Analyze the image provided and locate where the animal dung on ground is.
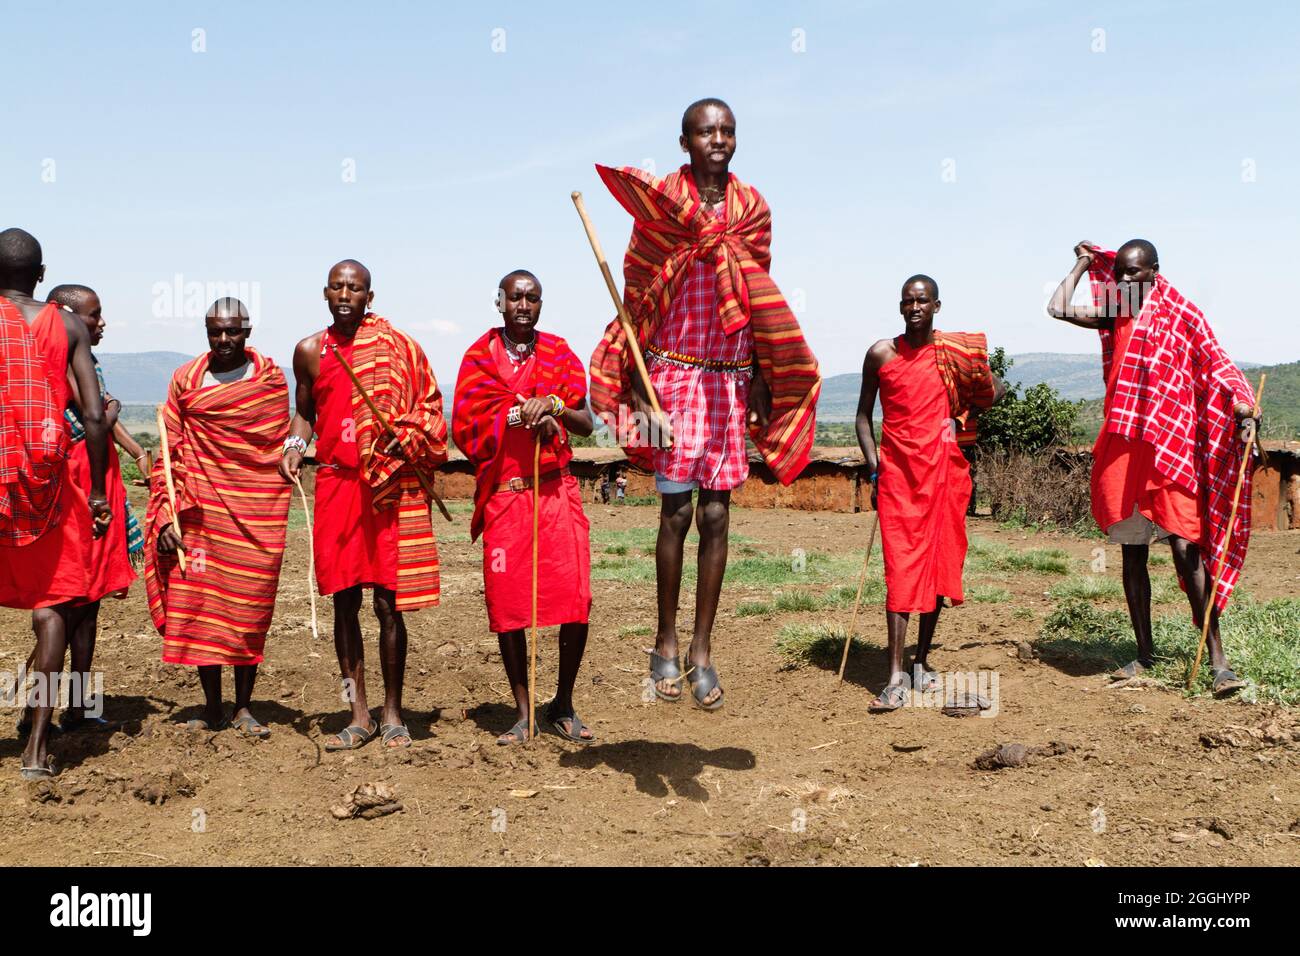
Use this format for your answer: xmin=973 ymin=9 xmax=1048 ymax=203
xmin=331 ymin=782 xmax=404 ymax=820
xmin=973 ymin=741 xmax=1072 ymax=771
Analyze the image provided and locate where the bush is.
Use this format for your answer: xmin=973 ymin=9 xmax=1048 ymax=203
xmin=978 ymin=349 xmax=1083 ymax=453
xmin=976 ymin=447 xmax=1096 ymax=533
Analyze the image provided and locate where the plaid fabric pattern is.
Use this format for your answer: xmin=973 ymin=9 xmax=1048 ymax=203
xmin=649 ymin=256 xmax=753 ymax=489
xmin=588 ymin=164 xmax=820 ymax=484
xmin=1088 ymin=248 xmax=1256 ymax=611
xmin=0 ymin=297 xmax=69 ymax=545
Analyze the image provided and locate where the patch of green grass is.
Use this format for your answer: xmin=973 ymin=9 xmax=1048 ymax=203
xmin=773 ymin=591 xmax=819 ymax=613
xmin=996 ymin=507 xmax=1102 ymax=539
xmin=820 ymin=579 xmax=886 ymax=608
xmin=1149 ymin=553 xmax=1171 ymax=566
xmin=591 ymin=555 xmax=657 ymax=585
xmin=1049 ymin=575 xmax=1124 ymax=602
xmin=735 ymin=601 xmax=773 ymax=618
xmin=967 ymin=584 xmax=1012 ymax=603
xmin=616 ymin=623 xmax=652 ymax=638
xmin=776 ymin=622 xmax=859 ymax=670
xmin=1038 ymin=596 xmax=1300 ymax=704
xmin=1012 ymin=607 xmax=1035 ymax=621
xmin=968 ymin=536 xmax=1070 ymax=575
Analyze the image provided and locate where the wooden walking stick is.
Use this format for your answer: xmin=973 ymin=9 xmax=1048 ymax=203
xmin=529 ymin=435 xmax=541 ymax=740
xmin=155 ymin=405 xmax=187 ymax=574
xmin=328 ymin=343 xmax=452 ymax=522
xmin=1187 ymin=374 xmax=1266 ymax=689
xmin=570 ymin=191 xmax=671 ymax=446
xmin=289 ymin=473 xmax=320 ymax=641
xmin=837 ymin=510 xmax=879 ymax=686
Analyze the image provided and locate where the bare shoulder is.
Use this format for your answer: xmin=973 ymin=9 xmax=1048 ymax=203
xmin=863 ymin=337 xmax=897 ymax=372
xmin=295 ymin=329 xmax=325 ymax=355
xmin=292 ymin=330 xmax=325 ymax=380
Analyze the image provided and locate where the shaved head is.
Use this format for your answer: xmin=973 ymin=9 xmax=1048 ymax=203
xmin=47 ymin=283 xmax=97 ymax=314
xmin=682 ymin=97 xmax=733 ymax=136
xmin=0 ymin=227 xmax=44 ymax=290
xmin=328 ymin=258 xmax=371 ymax=290
xmin=902 ymin=274 xmax=939 ymax=299
xmin=498 ymin=269 xmax=539 ymax=291
xmin=1117 ymin=238 xmax=1158 ymax=268
xmin=206 ymin=297 xmax=250 ymax=322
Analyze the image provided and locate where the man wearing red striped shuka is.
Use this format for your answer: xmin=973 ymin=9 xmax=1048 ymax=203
xmin=453 ymin=270 xmax=595 ymax=744
xmin=145 ymin=298 xmax=291 ymax=737
xmin=590 ymin=99 xmax=821 ymax=710
xmin=1049 ymin=240 xmax=1259 ymax=697
xmin=856 ymin=276 xmax=1003 ymax=713
xmin=281 ymin=260 xmax=448 ymax=751
xmin=0 ymin=228 xmax=113 ymax=780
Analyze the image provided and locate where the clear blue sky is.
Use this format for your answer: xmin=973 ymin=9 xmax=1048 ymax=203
xmin=4 ymin=1 xmax=1296 ymax=392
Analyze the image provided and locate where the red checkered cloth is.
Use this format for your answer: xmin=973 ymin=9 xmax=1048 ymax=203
xmin=1087 ymin=247 xmax=1256 ymax=612
xmin=649 ymin=222 xmax=754 ymax=490
xmin=0 ymin=297 xmax=70 ymax=545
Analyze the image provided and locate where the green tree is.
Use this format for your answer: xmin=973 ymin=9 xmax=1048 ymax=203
xmin=978 ymin=348 xmax=1082 ymax=452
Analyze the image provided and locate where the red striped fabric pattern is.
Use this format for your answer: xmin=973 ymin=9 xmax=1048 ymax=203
xmin=144 ymin=349 xmax=291 ymax=665
xmin=1087 ymin=248 xmax=1256 ymax=612
xmin=0 ymin=298 xmax=70 ymax=545
xmin=932 ymin=331 xmax=997 ymax=447
xmin=588 ymin=164 xmax=820 ymax=484
xmin=345 ymin=314 xmax=448 ymax=612
xmin=452 ymin=329 xmax=587 ymax=541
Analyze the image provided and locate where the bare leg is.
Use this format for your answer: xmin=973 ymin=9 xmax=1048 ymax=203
xmin=196 ymin=665 xmax=224 ymax=725
xmin=232 ymin=664 xmax=259 ymax=723
xmin=687 ymin=490 xmax=730 ymax=707
xmin=64 ymin=601 xmax=99 ymax=724
xmin=912 ymin=598 xmax=943 ymax=686
xmin=22 ymin=604 xmax=72 ymax=772
xmin=328 ymin=586 xmax=371 ymax=740
xmin=653 ymin=491 xmax=694 ymax=698
xmin=497 ymin=629 xmax=531 ymax=726
xmin=373 ymin=586 xmax=407 ymax=744
xmin=1168 ymin=535 xmax=1228 ymax=670
xmin=552 ymin=622 xmax=592 ymax=739
xmin=885 ymin=610 xmax=910 ymax=684
xmin=1120 ymin=544 xmax=1154 ymax=665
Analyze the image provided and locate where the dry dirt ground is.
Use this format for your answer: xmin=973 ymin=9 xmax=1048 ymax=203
xmin=1 ymin=486 xmax=1297 ymax=867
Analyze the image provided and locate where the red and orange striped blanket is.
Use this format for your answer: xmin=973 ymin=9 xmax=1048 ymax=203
xmin=144 ymin=349 xmax=290 ymax=666
xmin=588 ymin=164 xmax=820 ymax=484
xmin=452 ymin=329 xmax=587 ymax=541
xmin=345 ymin=313 xmax=449 ymax=612
xmin=933 ymin=331 xmax=998 ymax=447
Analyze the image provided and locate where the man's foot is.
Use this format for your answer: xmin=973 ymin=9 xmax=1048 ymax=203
xmin=496 ymin=715 xmax=538 ymax=745
xmin=184 ymin=714 xmax=229 ymax=731
xmin=911 ymin=662 xmax=941 ymax=692
xmin=869 ymin=682 xmax=909 ymax=714
xmin=1109 ymin=659 xmax=1152 ymax=682
xmin=380 ymin=723 xmax=412 ymax=749
xmin=59 ymin=712 xmax=113 ymax=734
xmin=1211 ymin=667 xmax=1247 ymax=698
xmin=20 ymin=754 xmax=58 ymax=781
xmin=324 ymin=719 xmax=378 ymax=751
xmin=684 ymin=647 xmax=723 ymax=710
xmin=649 ymin=649 xmax=683 ymax=701
xmin=546 ymin=703 xmax=595 ymax=744
xmin=230 ymin=714 xmax=271 ymax=739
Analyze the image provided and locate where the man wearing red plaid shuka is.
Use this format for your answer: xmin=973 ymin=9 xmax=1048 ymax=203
xmin=589 ymin=99 xmax=821 ymax=711
xmin=1048 ymin=239 xmax=1259 ymax=697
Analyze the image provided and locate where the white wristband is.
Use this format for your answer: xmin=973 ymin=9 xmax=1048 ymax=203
xmin=283 ymin=435 xmax=307 ymax=456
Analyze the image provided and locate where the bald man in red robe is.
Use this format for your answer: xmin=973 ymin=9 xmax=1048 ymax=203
xmin=0 ymin=228 xmax=112 ymax=779
xmin=856 ymin=275 xmax=1003 ymax=713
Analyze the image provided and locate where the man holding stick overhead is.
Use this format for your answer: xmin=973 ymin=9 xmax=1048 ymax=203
xmin=1048 ymin=240 xmax=1258 ymax=697
xmin=0 ymin=228 xmax=111 ymax=779
xmin=588 ymin=98 xmax=821 ymax=710
xmin=453 ymin=270 xmax=595 ymax=744
xmin=855 ymin=275 xmax=1002 ymax=713
xmin=145 ymin=298 xmax=290 ymax=735
xmin=281 ymin=260 xmax=448 ymax=750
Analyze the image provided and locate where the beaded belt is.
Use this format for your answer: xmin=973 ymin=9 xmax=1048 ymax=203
xmin=645 ymin=344 xmax=756 ymax=373
xmin=495 ymin=466 xmax=570 ymax=493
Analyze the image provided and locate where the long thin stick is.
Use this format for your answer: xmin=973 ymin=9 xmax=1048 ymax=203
xmin=1187 ymin=374 xmax=1266 ymax=689
xmin=529 ymin=435 xmax=541 ymax=740
xmin=290 ymin=473 xmax=320 ymax=641
xmin=155 ymin=405 xmax=187 ymax=574
xmin=328 ymin=343 xmax=452 ymax=522
xmin=837 ymin=510 xmax=879 ymax=686
xmin=570 ymin=191 xmax=671 ymax=444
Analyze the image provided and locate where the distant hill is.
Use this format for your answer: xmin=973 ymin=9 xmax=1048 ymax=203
xmin=817 ymin=352 xmax=1266 ymax=423
xmin=97 ymin=352 xmax=194 ymax=402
